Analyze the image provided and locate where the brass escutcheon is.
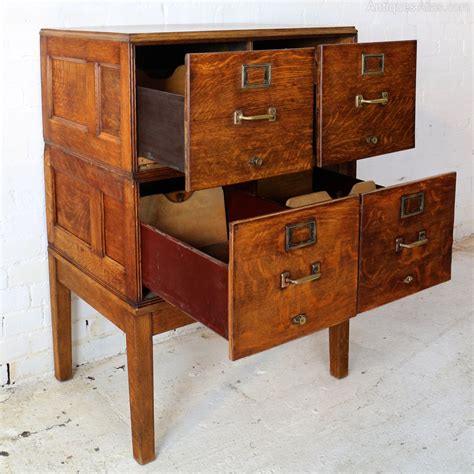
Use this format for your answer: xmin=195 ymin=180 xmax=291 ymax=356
xmin=292 ymin=314 xmax=307 ymax=325
xmin=249 ymin=157 xmax=264 ymax=167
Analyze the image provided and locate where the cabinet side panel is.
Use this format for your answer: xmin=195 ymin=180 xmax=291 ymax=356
xmin=41 ymin=35 xmax=133 ymax=172
xmin=45 ymin=146 xmax=140 ymax=301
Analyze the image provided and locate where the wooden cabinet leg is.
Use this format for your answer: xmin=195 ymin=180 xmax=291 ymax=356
xmin=48 ymin=255 xmax=72 ymax=381
xmin=329 ymin=320 xmax=350 ymax=379
xmin=126 ymin=313 xmax=155 ymax=465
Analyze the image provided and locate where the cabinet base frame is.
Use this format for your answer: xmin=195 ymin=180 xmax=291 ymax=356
xmin=48 ymin=247 xmax=351 ymax=464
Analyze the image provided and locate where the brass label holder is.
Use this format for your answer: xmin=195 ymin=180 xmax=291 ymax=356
xmin=285 ymin=219 xmax=316 ymax=251
xmin=362 ymin=53 xmax=385 ymax=76
xmin=241 ymin=63 xmax=272 ymax=89
xmin=401 ymin=191 xmax=425 ymax=218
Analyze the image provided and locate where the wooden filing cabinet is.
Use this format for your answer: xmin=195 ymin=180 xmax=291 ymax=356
xmin=40 ymin=24 xmax=456 ymax=464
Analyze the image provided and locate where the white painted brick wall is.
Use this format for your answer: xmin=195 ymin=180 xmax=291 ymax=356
xmin=0 ymin=0 xmax=472 ymax=384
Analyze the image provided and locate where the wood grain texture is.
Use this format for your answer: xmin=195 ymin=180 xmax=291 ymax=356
xmin=50 ymin=56 xmax=89 ymax=127
xmin=358 ymin=173 xmax=456 ymax=312
xmin=224 ymin=188 xmax=286 ymax=222
xmin=329 ymin=320 xmax=349 ymax=379
xmin=54 ymin=169 xmax=92 ymax=244
xmin=151 ymin=303 xmax=196 ymax=335
xmin=317 ymin=40 xmax=417 ymax=166
xmin=137 ymin=88 xmax=185 ymax=170
xmin=256 ymin=170 xmax=314 ymax=204
xmin=229 ymin=196 xmax=360 ymax=360
xmin=48 ymin=255 xmax=73 ymax=381
xmin=186 ymin=48 xmax=314 ymax=190
xmin=141 ymin=224 xmax=229 ymax=337
xmin=125 ymin=313 xmax=155 ymax=465
xmin=99 ymin=64 xmax=121 ymax=137
xmin=103 ymin=193 xmax=126 ymax=265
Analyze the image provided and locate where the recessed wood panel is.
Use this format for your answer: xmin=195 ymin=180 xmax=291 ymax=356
xmin=104 ymin=193 xmax=125 ymax=265
xmin=54 ymin=170 xmax=91 ymax=244
xmin=99 ymin=64 xmax=121 ymax=137
xmin=45 ymin=146 xmax=139 ymax=300
xmin=41 ymin=36 xmax=132 ymax=172
xmin=50 ymin=57 xmax=88 ymax=127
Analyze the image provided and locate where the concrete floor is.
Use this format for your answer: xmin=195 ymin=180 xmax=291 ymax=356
xmin=1 ymin=239 xmax=473 ymax=473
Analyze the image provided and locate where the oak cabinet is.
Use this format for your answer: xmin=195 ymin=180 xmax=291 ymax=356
xmin=40 ymin=25 xmax=455 ymax=465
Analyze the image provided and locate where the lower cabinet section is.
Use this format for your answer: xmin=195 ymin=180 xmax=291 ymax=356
xmin=140 ymin=169 xmax=456 ymax=359
xmin=141 ymin=191 xmax=360 ymax=360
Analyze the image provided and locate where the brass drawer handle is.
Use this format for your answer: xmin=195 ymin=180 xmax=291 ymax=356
xmin=355 ymin=91 xmax=388 ymax=108
xmin=234 ymin=107 xmax=276 ymax=125
xmin=280 ymin=262 xmax=321 ymax=289
xmin=395 ymin=231 xmax=428 ymax=253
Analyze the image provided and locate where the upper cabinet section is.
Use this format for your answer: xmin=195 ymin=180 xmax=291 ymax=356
xmin=138 ymin=47 xmax=315 ymax=191
xmin=42 ymin=28 xmax=419 ymax=179
xmin=316 ymin=40 xmax=417 ymax=166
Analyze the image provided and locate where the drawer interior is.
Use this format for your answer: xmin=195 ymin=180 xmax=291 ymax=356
xmin=139 ymin=169 xmax=368 ymax=261
xmin=140 ymin=181 xmax=287 ymax=338
xmin=139 ymin=170 xmax=361 ymax=336
xmin=136 ymin=42 xmax=250 ymax=172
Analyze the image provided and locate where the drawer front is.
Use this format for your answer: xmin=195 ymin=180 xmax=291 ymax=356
xmin=317 ymin=40 xmax=416 ymax=166
xmin=186 ymin=48 xmax=314 ymax=191
xmin=358 ymin=173 xmax=456 ymax=313
xmin=229 ymin=196 xmax=359 ymax=360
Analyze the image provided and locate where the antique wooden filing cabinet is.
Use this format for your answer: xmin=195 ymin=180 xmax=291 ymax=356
xmin=40 ymin=25 xmax=456 ymax=464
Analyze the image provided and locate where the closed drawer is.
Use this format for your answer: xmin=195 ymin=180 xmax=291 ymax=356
xmin=316 ymin=40 xmax=417 ymax=166
xmin=138 ymin=48 xmax=314 ymax=191
xmin=358 ymin=173 xmax=456 ymax=312
xmin=311 ymin=168 xmax=456 ymax=311
xmin=141 ymin=191 xmax=359 ymax=360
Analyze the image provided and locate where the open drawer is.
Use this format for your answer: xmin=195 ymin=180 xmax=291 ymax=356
xmin=312 ymin=169 xmax=456 ymax=312
xmin=316 ymin=40 xmax=417 ymax=166
xmin=137 ymin=48 xmax=314 ymax=192
xmin=141 ymin=190 xmax=359 ymax=360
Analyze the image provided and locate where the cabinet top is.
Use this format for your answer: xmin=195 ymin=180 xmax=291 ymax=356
xmin=40 ymin=23 xmax=357 ymax=44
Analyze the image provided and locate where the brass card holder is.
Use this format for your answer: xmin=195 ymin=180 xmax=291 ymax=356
xmin=400 ymin=191 xmax=425 ymax=218
xmin=241 ymin=63 xmax=272 ymax=89
xmin=285 ymin=219 xmax=316 ymax=251
xmin=362 ymin=53 xmax=385 ymax=76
